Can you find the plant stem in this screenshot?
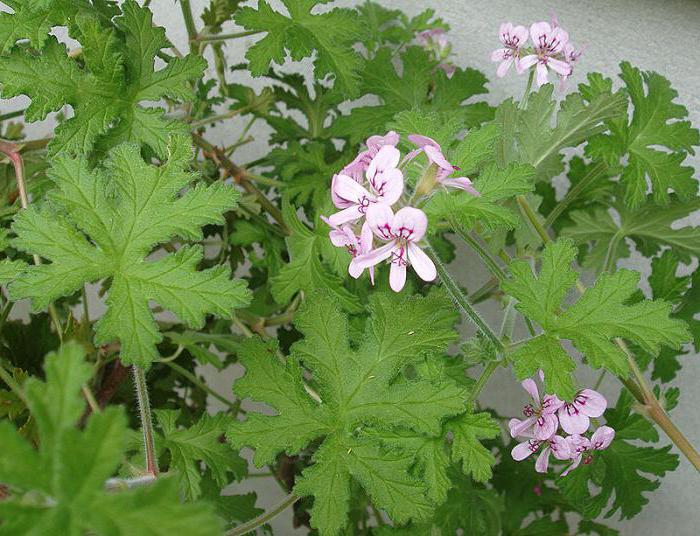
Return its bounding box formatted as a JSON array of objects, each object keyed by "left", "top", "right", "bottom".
[
  {"left": 195, "top": 30, "right": 263, "bottom": 43},
  {"left": 225, "top": 493, "right": 299, "bottom": 536},
  {"left": 520, "top": 70, "right": 535, "bottom": 109},
  {"left": 451, "top": 222, "right": 506, "bottom": 282},
  {"left": 425, "top": 243, "right": 504, "bottom": 352},
  {"left": 162, "top": 360, "right": 240, "bottom": 412},
  {"left": 516, "top": 195, "right": 550, "bottom": 244},
  {"left": 179, "top": 0, "right": 198, "bottom": 55},
  {"left": 190, "top": 107, "right": 247, "bottom": 129},
  {"left": 0, "top": 109, "right": 25, "bottom": 122},
  {"left": 132, "top": 366, "right": 158, "bottom": 476},
  {"left": 1, "top": 142, "right": 63, "bottom": 341},
  {"left": 544, "top": 161, "right": 608, "bottom": 227},
  {"left": 82, "top": 385, "right": 101, "bottom": 414},
  {"left": 467, "top": 361, "right": 500, "bottom": 407}
]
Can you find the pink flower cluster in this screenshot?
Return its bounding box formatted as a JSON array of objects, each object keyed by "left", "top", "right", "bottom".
[
  {"left": 491, "top": 15, "right": 583, "bottom": 87},
  {"left": 416, "top": 28, "right": 456, "bottom": 78},
  {"left": 509, "top": 373, "right": 614, "bottom": 475},
  {"left": 324, "top": 131, "right": 479, "bottom": 292}
]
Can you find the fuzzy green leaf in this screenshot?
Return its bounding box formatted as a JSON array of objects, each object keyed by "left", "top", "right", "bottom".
[
  {"left": 0, "top": 1, "right": 205, "bottom": 156},
  {"left": 7, "top": 137, "right": 250, "bottom": 367},
  {"left": 0, "top": 342, "right": 221, "bottom": 535},
  {"left": 228, "top": 291, "right": 465, "bottom": 534},
  {"left": 448, "top": 412, "right": 500, "bottom": 483},
  {"left": 503, "top": 239, "right": 689, "bottom": 398},
  {"left": 586, "top": 62, "right": 699, "bottom": 207},
  {"left": 235, "top": 0, "right": 365, "bottom": 95}
]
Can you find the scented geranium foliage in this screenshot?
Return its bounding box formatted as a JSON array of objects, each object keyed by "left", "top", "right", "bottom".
[{"left": 0, "top": 2, "right": 699, "bottom": 536}]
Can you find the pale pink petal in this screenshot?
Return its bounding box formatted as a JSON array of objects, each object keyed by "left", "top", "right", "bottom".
[
  {"left": 535, "top": 62, "right": 549, "bottom": 87},
  {"left": 352, "top": 241, "right": 395, "bottom": 271},
  {"left": 367, "top": 145, "right": 401, "bottom": 178},
  {"left": 359, "top": 221, "right": 373, "bottom": 253},
  {"left": 407, "top": 243, "right": 437, "bottom": 282},
  {"left": 549, "top": 27, "right": 569, "bottom": 53},
  {"left": 331, "top": 174, "right": 355, "bottom": 208},
  {"left": 491, "top": 48, "right": 510, "bottom": 62},
  {"left": 541, "top": 394, "right": 564, "bottom": 414},
  {"left": 558, "top": 405, "right": 590, "bottom": 435},
  {"left": 535, "top": 445, "right": 551, "bottom": 473},
  {"left": 590, "top": 426, "right": 615, "bottom": 451},
  {"left": 561, "top": 455, "right": 582, "bottom": 477},
  {"left": 512, "top": 439, "right": 538, "bottom": 461},
  {"left": 329, "top": 226, "right": 355, "bottom": 247},
  {"left": 408, "top": 134, "right": 440, "bottom": 150},
  {"left": 372, "top": 167, "right": 404, "bottom": 205},
  {"left": 565, "top": 434, "right": 591, "bottom": 456},
  {"left": 576, "top": 389, "right": 607, "bottom": 418},
  {"left": 509, "top": 417, "right": 536, "bottom": 438},
  {"left": 533, "top": 413, "right": 558, "bottom": 440},
  {"left": 334, "top": 174, "right": 372, "bottom": 204},
  {"left": 521, "top": 378, "right": 539, "bottom": 401},
  {"left": 440, "top": 177, "right": 480, "bottom": 196},
  {"left": 550, "top": 435, "right": 571, "bottom": 460},
  {"left": 348, "top": 260, "right": 363, "bottom": 279},
  {"left": 498, "top": 22, "right": 513, "bottom": 44},
  {"left": 366, "top": 131, "right": 399, "bottom": 151},
  {"left": 401, "top": 148, "right": 423, "bottom": 166},
  {"left": 392, "top": 207, "right": 428, "bottom": 242},
  {"left": 424, "top": 144, "right": 453, "bottom": 171},
  {"left": 538, "top": 369, "right": 545, "bottom": 382},
  {"left": 327, "top": 206, "right": 363, "bottom": 227},
  {"left": 518, "top": 54, "right": 538, "bottom": 70},
  {"left": 529, "top": 21, "right": 552, "bottom": 45},
  {"left": 549, "top": 57, "right": 572, "bottom": 77},
  {"left": 365, "top": 203, "right": 394, "bottom": 240},
  {"left": 496, "top": 57, "right": 514, "bottom": 78},
  {"left": 512, "top": 25, "right": 528, "bottom": 45},
  {"left": 389, "top": 261, "right": 407, "bottom": 292}
]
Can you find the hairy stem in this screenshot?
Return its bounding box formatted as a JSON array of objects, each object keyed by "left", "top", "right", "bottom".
[
  {"left": 1, "top": 142, "right": 63, "bottom": 341},
  {"left": 225, "top": 493, "right": 299, "bottom": 536},
  {"left": 179, "top": 0, "right": 198, "bottom": 54},
  {"left": 520, "top": 70, "right": 535, "bottom": 109},
  {"left": 425, "top": 243, "right": 505, "bottom": 352},
  {"left": 163, "top": 360, "right": 241, "bottom": 413},
  {"left": 195, "top": 30, "right": 263, "bottom": 43},
  {"left": 132, "top": 366, "right": 158, "bottom": 476},
  {"left": 544, "top": 160, "right": 608, "bottom": 227},
  {"left": 451, "top": 221, "right": 507, "bottom": 282}
]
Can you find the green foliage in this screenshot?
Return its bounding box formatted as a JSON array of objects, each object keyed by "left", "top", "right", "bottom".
[
  {"left": 235, "top": 0, "right": 366, "bottom": 95},
  {"left": 156, "top": 410, "right": 246, "bottom": 501},
  {"left": 0, "top": 1, "right": 205, "bottom": 156},
  {"left": 5, "top": 137, "right": 250, "bottom": 367},
  {"left": 558, "top": 391, "right": 679, "bottom": 520},
  {"left": 228, "top": 291, "right": 467, "bottom": 534},
  {"left": 586, "top": 62, "right": 700, "bottom": 208},
  {"left": 0, "top": 342, "right": 221, "bottom": 535},
  {"left": 503, "top": 239, "right": 689, "bottom": 398},
  {"left": 331, "top": 46, "right": 492, "bottom": 143}
]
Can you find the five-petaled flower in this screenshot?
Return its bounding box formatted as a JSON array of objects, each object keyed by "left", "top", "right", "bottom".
[
  {"left": 491, "top": 22, "right": 529, "bottom": 78},
  {"left": 353, "top": 204, "right": 437, "bottom": 292},
  {"left": 509, "top": 377, "right": 564, "bottom": 440},
  {"left": 519, "top": 21, "right": 572, "bottom": 87},
  {"left": 557, "top": 388, "right": 607, "bottom": 434},
  {"left": 324, "top": 220, "right": 375, "bottom": 284},
  {"left": 328, "top": 145, "right": 404, "bottom": 226},
  {"left": 511, "top": 433, "right": 571, "bottom": 473}
]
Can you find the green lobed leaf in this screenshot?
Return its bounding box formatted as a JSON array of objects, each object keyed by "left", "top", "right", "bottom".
[{"left": 7, "top": 137, "right": 250, "bottom": 367}]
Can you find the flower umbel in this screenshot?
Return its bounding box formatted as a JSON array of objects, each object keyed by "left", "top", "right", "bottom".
[{"left": 508, "top": 377, "right": 564, "bottom": 440}]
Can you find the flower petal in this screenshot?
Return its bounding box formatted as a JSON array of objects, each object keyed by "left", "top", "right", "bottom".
[
  {"left": 359, "top": 221, "right": 373, "bottom": 253},
  {"left": 389, "top": 260, "right": 407, "bottom": 292},
  {"left": 372, "top": 167, "right": 404, "bottom": 205},
  {"left": 491, "top": 48, "right": 510, "bottom": 62},
  {"left": 408, "top": 242, "right": 437, "bottom": 282},
  {"left": 590, "top": 425, "right": 615, "bottom": 451},
  {"left": 352, "top": 241, "right": 395, "bottom": 271},
  {"left": 535, "top": 62, "right": 549, "bottom": 87},
  {"left": 392, "top": 207, "right": 428, "bottom": 241},
  {"left": 558, "top": 405, "right": 590, "bottom": 435},
  {"left": 550, "top": 435, "right": 571, "bottom": 460},
  {"left": 549, "top": 57, "right": 572, "bottom": 76},
  {"left": 512, "top": 25, "right": 529, "bottom": 45},
  {"left": 408, "top": 134, "right": 440, "bottom": 150},
  {"left": 521, "top": 378, "right": 539, "bottom": 401},
  {"left": 518, "top": 54, "right": 538, "bottom": 71},
  {"left": 440, "top": 177, "right": 480, "bottom": 196},
  {"left": 509, "top": 417, "right": 536, "bottom": 438},
  {"left": 496, "top": 57, "right": 514, "bottom": 78},
  {"left": 534, "top": 413, "right": 558, "bottom": 440},
  {"left": 577, "top": 389, "right": 607, "bottom": 417},
  {"left": 512, "top": 439, "right": 538, "bottom": 461},
  {"left": 365, "top": 203, "right": 394, "bottom": 240},
  {"left": 549, "top": 27, "right": 569, "bottom": 53},
  {"left": 561, "top": 455, "right": 582, "bottom": 477},
  {"left": 333, "top": 174, "right": 372, "bottom": 205},
  {"left": 424, "top": 144, "right": 453, "bottom": 171},
  {"left": 367, "top": 145, "right": 400, "bottom": 178},
  {"left": 535, "top": 445, "right": 551, "bottom": 473},
  {"left": 529, "top": 21, "right": 552, "bottom": 46},
  {"left": 366, "top": 130, "right": 399, "bottom": 151},
  {"left": 327, "top": 206, "right": 363, "bottom": 226},
  {"left": 329, "top": 225, "right": 356, "bottom": 247}
]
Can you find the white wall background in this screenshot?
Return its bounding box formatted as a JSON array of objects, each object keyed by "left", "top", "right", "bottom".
[{"left": 2, "top": 1, "right": 699, "bottom": 534}]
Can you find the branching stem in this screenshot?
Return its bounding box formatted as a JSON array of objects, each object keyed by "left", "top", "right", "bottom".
[{"left": 225, "top": 493, "right": 299, "bottom": 536}]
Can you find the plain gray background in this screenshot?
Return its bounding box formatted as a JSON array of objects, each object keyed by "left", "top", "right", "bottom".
[{"left": 2, "top": 0, "right": 699, "bottom": 534}]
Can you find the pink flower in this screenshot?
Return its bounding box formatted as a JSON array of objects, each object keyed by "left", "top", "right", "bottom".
[
  {"left": 508, "top": 377, "right": 564, "bottom": 440},
  {"left": 557, "top": 388, "right": 607, "bottom": 435},
  {"left": 406, "top": 134, "right": 480, "bottom": 196},
  {"left": 491, "top": 22, "right": 529, "bottom": 78},
  {"left": 519, "top": 22, "right": 572, "bottom": 87},
  {"left": 353, "top": 204, "right": 436, "bottom": 292},
  {"left": 325, "top": 220, "right": 375, "bottom": 284},
  {"left": 339, "top": 131, "right": 400, "bottom": 184},
  {"left": 327, "top": 146, "right": 404, "bottom": 226},
  {"left": 417, "top": 28, "right": 450, "bottom": 56},
  {"left": 561, "top": 426, "right": 615, "bottom": 476},
  {"left": 437, "top": 63, "right": 456, "bottom": 79},
  {"left": 512, "top": 434, "right": 571, "bottom": 473}
]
